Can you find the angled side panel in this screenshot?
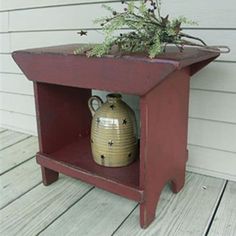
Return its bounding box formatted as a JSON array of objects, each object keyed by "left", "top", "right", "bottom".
[
  {"left": 139, "top": 68, "right": 190, "bottom": 228},
  {"left": 12, "top": 51, "right": 176, "bottom": 96}
]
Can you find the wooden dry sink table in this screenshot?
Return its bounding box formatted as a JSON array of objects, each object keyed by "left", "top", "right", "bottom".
[{"left": 12, "top": 45, "right": 219, "bottom": 228}]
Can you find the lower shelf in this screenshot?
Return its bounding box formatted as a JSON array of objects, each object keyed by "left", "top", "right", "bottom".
[{"left": 36, "top": 136, "right": 143, "bottom": 202}]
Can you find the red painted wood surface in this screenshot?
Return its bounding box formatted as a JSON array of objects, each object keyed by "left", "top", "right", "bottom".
[
  {"left": 13, "top": 44, "right": 218, "bottom": 96},
  {"left": 12, "top": 44, "right": 219, "bottom": 228},
  {"left": 139, "top": 68, "right": 190, "bottom": 227},
  {"left": 36, "top": 136, "right": 143, "bottom": 202}
]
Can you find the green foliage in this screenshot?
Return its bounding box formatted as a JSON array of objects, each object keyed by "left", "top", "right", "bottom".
[
  {"left": 149, "top": 30, "right": 162, "bottom": 58},
  {"left": 75, "top": 0, "right": 206, "bottom": 58}
]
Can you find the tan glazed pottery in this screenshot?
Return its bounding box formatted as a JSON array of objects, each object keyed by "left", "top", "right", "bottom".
[{"left": 88, "top": 93, "right": 138, "bottom": 167}]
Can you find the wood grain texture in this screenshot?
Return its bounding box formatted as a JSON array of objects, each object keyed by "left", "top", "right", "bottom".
[
  {"left": 0, "top": 158, "right": 41, "bottom": 209},
  {"left": 40, "top": 188, "right": 137, "bottom": 236},
  {"left": 208, "top": 181, "right": 236, "bottom": 236},
  {"left": 114, "top": 173, "right": 226, "bottom": 236},
  {"left": 0, "top": 176, "right": 92, "bottom": 236},
  {"left": 0, "top": 130, "right": 30, "bottom": 150},
  {"left": 0, "top": 136, "right": 38, "bottom": 174}
]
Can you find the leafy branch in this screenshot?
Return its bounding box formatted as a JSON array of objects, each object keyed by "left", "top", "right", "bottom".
[{"left": 75, "top": 0, "right": 207, "bottom": 58}]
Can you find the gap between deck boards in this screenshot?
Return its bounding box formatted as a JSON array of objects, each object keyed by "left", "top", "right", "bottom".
[{"left": 0, "top": 128, "right": 234, "bottom": 236}]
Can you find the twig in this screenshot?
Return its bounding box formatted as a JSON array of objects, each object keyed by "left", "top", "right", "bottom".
[{"left": 179, "top": 33, "right": 206, "bottom": 46}]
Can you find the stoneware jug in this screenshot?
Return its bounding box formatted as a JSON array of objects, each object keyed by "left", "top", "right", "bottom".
[{"left": 88, "top": 93, "right": 138, "bottom": 167}]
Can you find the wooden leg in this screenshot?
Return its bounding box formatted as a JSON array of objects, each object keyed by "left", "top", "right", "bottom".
[
  {"left": 139, "top": 69, "right": 190, "bottom": 228},
  {"left": 140, "top": 191, "right": 161, "bottom": 228},
  {"left": 41, "top": 166, "right": 59, "bottom": 186},
  {"left": 171, "top": 150, "right": 188, "bottom": 193},
  {"left": 171, "top": 170, "right": 186, "bottom": 193}
]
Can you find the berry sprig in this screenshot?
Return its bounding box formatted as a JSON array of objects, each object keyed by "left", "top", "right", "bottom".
[{"left": 75, "top": 0, "right": 207, "bottom": 58}]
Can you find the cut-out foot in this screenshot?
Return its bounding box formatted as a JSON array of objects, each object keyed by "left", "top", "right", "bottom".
[
  {"left": 140, "top": 203, "right": 156, "bottom": 229},
  {"left": 171, "top": 171, "right": 185, "bottom": 193},
  {"left": 140, "top": 193, "right": 161, "bottom": 229},
  {"left": 41, "top": 166, "right": 59, "bottom": 186}
]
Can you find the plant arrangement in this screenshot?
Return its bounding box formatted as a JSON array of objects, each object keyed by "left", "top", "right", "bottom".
[{"left": 74, "top": 0, "right": 229, "bottom": 58}]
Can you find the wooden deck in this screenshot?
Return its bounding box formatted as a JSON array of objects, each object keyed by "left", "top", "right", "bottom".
[{"left": 0, "top": 128, "right": 235, "bottom": 236}]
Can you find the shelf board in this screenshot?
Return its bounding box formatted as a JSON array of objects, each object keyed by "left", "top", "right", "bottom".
[{"left": 36, "top": 136, "right": 143, "bottom": 202}]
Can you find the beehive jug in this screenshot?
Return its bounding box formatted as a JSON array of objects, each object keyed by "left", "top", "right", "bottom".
[{"left": 88, "top": 93, "right": 138, "bottom": 167}]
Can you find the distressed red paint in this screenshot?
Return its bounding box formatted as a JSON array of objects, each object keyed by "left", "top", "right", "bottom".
[{"left": 12, "top": 44, "right": 219, "bottom": 228}]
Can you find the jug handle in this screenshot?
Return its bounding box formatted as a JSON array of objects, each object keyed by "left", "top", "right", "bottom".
[{"left": 88, "top": 96, "right": 103, "bottom": 117}]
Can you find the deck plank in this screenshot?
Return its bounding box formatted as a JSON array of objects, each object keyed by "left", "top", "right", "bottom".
[
  {"left": 1, "top": 129, "right": 234, "bottom": 235},
  {"left": 0, "top": 158, "right": 41, "bottom": 209},
  {"left": 0, "top": 130, "right": 30, "bottom": 150},
  {"left": 208, "top": 181, "right": 236, "bottom": 236},
  {"left": 40, "top": 188, "right": 137, "bottom": 236},
  {"left": 113, "top": 173, "right": 226, "bottom": 236},
  {"left": 0, "top": 176, "right": 92, "bottom": 236},
  {"left": 0, "top": 136, "right": 38, "bottom": 174}
]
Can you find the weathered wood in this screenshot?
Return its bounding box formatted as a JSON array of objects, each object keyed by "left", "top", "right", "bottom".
[
  {"left": 0, "top": 158, "right": 41, "bottom": 209},
  {"left": 0, "top": 129, "right": 234, "bottom": 235},
  {"left": 41, "top": 166, "right": 59, "bottom": 186},
  {"left": 0, "top": 136, "right": 38, "bottom": 174},
  {"left": 12, "top": 44, "right": 218, "bottom": 228},
  {"left": 12, "top": 45, "right": 219, "bottom": 96},
  {"left": 0, "top": 176, "right": 92, "bottom": 236},
  {"left": 139, "top": 69, "right": 189, "bottom": 227},
  {"left": 114, "top": 173, "right": 226, "bottom": 236},
  {"left": 36, "top": 148, "right": 143, "bottom": 202},
  {"left": 208, "top": 181, "right": 236, "bottom": 236},
  {"left": 40, "top": 188, "right": 137, "bottom": 236},
  {"left": 0, "top": 130, "right": 30, "bottom": 150}
]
